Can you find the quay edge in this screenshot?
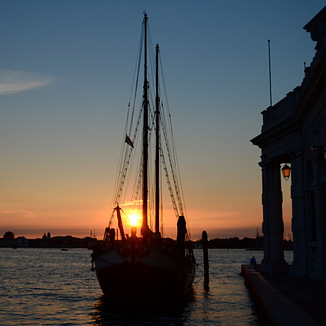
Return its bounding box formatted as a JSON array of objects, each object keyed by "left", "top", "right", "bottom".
[{"left": 241, "top": 265, "right": 321, "bottom": 326}]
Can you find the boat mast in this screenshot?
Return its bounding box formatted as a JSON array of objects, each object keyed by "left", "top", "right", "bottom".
[
  {"left": 142, "top": 12, "right": 149, "bottom": 235},
  {"left": 155, "top": 44, "right": 160, "bottom": 235}
]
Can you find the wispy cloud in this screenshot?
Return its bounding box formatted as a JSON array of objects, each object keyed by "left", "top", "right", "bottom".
[
  {"left": 106, "top": 200, "right": 143, "bottom": 210},
  {"left": 0, "top": 210, "right": 36, "bottom": 219},
  {"left": 0, "top": 70, "right": 53, "bottom": 95}
]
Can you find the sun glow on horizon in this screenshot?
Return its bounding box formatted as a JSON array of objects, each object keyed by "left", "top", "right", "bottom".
[{"left": 128, "top": 212, "right": 141, "bottom": 228}]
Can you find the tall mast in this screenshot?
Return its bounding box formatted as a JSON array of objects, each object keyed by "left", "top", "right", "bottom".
[
  {"left": 142, "top": 12, "right": 149, "bottom": 235},
  {"left": 155, "top": 44, "right": 160, "bottom": 235}
]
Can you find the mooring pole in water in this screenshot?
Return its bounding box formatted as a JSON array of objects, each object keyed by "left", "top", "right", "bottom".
[{"left": 202, "top": 230, "right": 209, "bottom": 290}]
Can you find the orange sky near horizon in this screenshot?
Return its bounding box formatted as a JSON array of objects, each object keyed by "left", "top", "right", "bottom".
[
  {"left": 0, "top": 1, "right": 317, "bottom": 242},
  {"left": 0, "top": 178, "right": 292, "bottom": 241}
]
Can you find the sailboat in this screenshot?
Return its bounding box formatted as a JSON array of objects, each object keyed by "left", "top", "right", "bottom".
[{"left": 91, "top": 13, "right": 196, "bottom": 300}]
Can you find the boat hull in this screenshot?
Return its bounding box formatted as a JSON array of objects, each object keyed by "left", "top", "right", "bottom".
[{"left": 92, "top": 241, "right": 195, "bottom": 301}]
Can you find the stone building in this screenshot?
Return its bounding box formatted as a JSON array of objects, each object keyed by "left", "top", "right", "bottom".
[{"left": 251, "top": 7, "right": 326, "bottom": 280}]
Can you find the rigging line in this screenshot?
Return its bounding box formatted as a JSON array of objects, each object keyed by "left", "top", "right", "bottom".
[
  {"left": 160, "top": 110, "right": 179, "bottom": 218},
  {"left": 159, "top": 54, "right": 171, "bottom": 118},
  {"left": 147, "top": 108, "right": 155, "bottom": 199},
  {"left": 145, "top": 48, "right": 156, "bottom": 124},
  {"left": 126, "top": 143, "right": 142, "bottom": 213},
  {"left": 111, "top": 132, "right": 129, "bottom": 207},
  {"left": 115, "top": 110, "right": 139, "bottom": 206},
  {"left": 124, "top": 127, "right": 142, "bottom": 206},
  {"left": 147, "top": 20, "right": 155, "bottom": 82},
  {"left": 148, "top": 45, "right": 156, "bottom": 107},
  {"left": 120, "top": 147, "right": 134, "bottom": 205},
  {"left": 161, "top": 150, "right": 179, "bottom": 218},
  {"left": 160, "top": 108, "right": 188, "bottom": 233},
  {"left": 167, "top": 110, "right": 184, "bottom": 216},
  {"left": 167, "top": 109, "right": 191, "bottom": 237},
  {"left": 108, "top": 209, "right": 115, "bottom": 228},
  {"left": 122, "top": 107, "right": 143, "bottom": 203},
  {"left": 157, "top": 53, "right": 184, "bottom": 216},
  {"left": 160, "top": 163, "right": 164, "bottom": 236},
  {"left": 126, "top": 104, "right": 142, "bottom": 205},
  {"left": 123, "top": 29, "right": 144, "bottom": 201},
  {"left": 128, "top": 22, "right": 144, "bottom": 106},
  {"left": 159, "top": 105, "right": 174, "bottom": 206},
  {"left": 129, "top": 105, "right": 155, "bottom": 217},
  {"left": 110, "top": 23, "right": 145, "bottom": 214},
  {"left": 159, "top": 66, "right": 183, "bottom": 216},
  {"left": 132, "top": 106, "right": 143, "bottom": 145},
  {"left": 170, "top": 118, "right": 188, "bottom": 224},
  {"left": 161, "top": 96, "right": 184, "bottom": 216},
  {"left": 125, "top": 104, "right": 131, "bottom": 137},
  {"left": 140, "top": 111, "right": 157, "bottom": 214},
  {"left": 114, "top": 149, "right": 131, "bottom": 205},
  {"left": 128, "top": 101, "right": 154, "bottom": 214},
  {"left": 144, "top": 23, "right": 157, "bottom": 121},
  {"left": 114, "top": 101, "right": 142, "bottom": 208},
  {"left": 129, "top": 29, "right": 143, "bottom": 136},
  {"left": 160, "top": 103, "right": 183, "bottom": 217},
  {"left": 131, "top": 149, "right": 143, "bottom": 206},
  {"left": 111, "top": 103, "right": 134, "bottom": 208}
]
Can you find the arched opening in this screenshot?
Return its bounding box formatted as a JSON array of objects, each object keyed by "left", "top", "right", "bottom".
[{"left": 280, "top": 162, "right": 293, "bottom": 263}]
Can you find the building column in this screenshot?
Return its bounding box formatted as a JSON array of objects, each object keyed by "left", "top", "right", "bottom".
[
  {"left": 290, "top": 152, "right": 307, "bottom": 277},
  {"left": 304, "top": 155, "right": 326, "bottom": 280},
  {"left": 314, "top": 155, "right": 326, "bottom": 280},
  {"left": 261, "top": 161, "right": 288, "bottom": 273},
  {"left": 315, "top": 182, "right": 326, "bottom": 279}
]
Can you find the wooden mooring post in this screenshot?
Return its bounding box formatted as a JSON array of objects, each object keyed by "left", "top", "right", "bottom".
[{"left": 202, "top": 230, "right": 209, "bottom": 290}]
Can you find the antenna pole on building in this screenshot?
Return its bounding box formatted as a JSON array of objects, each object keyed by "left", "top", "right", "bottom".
[{"left": 268, "top": 40, "right": 272, "bottom": 107}]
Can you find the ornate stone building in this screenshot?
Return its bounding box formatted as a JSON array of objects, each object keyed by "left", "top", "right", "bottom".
[{"left": 252, "top": 7, "right": 326, "bottom": 280}]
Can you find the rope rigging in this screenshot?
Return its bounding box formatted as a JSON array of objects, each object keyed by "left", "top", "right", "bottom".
[{"left": 107, "top": 17, "right": 190, "bottom": 238}]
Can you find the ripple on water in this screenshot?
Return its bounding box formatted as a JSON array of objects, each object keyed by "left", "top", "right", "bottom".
[{"left": 0, "top": 248, "right": 291, "bottom": 325}]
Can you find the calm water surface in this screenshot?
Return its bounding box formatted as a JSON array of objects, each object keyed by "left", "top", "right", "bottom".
[{"left": 0, "top": 248, "right": 293, "bottom": 325}]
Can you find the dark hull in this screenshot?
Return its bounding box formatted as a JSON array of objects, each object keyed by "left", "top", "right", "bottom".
[
  {"left": 93, "top": 242, "right": 195, "bottom": 301},
  {"left": 97, "top": 264, "right": 183, "bottom": 299}
]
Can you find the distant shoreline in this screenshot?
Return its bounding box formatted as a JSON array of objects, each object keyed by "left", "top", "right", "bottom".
[{"left": 0, "top": 235, "right": 293, "bottom": 250}]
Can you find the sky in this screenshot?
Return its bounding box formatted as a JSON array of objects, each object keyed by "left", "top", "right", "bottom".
[{"left": 0, "top": 1, "right": 325, "bottom": 240}]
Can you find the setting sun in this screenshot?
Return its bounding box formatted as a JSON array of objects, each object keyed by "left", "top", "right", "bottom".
[{"left": 128, "top": 212, "right": 141, "bottom": 227}]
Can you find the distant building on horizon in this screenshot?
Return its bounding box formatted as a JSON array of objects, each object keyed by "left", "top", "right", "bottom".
[
  {"left": 16, "top": 236, "right": 28, "bottom": 248},
  {"left": 252, "top": 6, "right": 326, "bottom": 281}
]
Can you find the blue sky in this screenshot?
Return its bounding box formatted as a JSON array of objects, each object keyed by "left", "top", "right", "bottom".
[{"left": 0, "top": 1, "right": 325, "bottom": 239}]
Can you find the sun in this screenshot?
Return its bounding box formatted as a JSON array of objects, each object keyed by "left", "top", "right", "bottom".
[{"left": 128, "top": 212, "right": 141, "bottom": 227}]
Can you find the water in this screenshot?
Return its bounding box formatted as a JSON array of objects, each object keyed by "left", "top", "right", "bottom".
[{"left": 0, "top": 248, "right": 293, "bottom": 325}]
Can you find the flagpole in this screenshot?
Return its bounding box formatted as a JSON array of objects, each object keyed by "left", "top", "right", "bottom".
[{"left": 268, "top": 39, "right": 272, "bottom": 107}]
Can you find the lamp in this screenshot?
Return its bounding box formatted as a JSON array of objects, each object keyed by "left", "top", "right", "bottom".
[{"left": 281, "top": 164, "right": 291, "bottom": 180}]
